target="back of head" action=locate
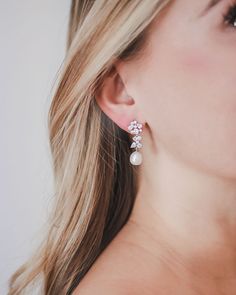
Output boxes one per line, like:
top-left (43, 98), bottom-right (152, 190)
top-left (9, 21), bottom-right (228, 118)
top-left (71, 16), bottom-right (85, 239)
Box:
top-left (8, 1), bottom-right (171, 294)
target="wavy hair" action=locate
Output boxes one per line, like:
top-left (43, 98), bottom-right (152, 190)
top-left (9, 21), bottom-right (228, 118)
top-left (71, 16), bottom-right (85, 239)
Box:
top-left (8, 0), bottom-right (171, 294)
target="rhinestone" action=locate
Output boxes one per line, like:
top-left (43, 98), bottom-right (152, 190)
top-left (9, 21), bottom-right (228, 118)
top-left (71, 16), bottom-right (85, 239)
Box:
top-left (137, 142), bottom-right (142, 148)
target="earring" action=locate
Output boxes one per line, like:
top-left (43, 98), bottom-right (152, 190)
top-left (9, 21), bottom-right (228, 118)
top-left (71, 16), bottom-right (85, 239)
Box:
top-left (127, 120), bottom-right (143, 165)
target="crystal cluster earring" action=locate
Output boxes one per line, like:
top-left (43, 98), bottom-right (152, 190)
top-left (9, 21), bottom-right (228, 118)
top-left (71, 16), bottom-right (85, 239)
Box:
top-left (127, 120), bottom-right (143, 165)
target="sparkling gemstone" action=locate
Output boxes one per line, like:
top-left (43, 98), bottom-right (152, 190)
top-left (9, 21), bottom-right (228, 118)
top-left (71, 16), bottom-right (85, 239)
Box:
top-left (130, 142), bottom-right (137, 148)
top-left (133, 135), bottom-right (141, 141)
top-left (137, 142), bottom-right (142, 148)
top-left (130, 151), bottom-right (142, 165)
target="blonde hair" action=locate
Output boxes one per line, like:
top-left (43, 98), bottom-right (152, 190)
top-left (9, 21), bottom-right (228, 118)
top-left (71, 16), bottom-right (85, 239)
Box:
top-left (8, 0), bottom-right (171, 294)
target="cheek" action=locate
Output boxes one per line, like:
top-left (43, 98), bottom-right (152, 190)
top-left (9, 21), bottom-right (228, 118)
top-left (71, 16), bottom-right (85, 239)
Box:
top-left (139, 47), bottom-right (236, 179)
top-left (180, 50), bottom-right (211, 71)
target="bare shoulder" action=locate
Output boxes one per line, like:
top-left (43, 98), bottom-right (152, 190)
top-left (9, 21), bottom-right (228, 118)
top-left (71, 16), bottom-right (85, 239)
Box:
top-left (72, 224), bottom-right (164, 295)
top-left (72, 278), bottom-right (134, 295)
top-left (72, 241), bottom-right (137, 294)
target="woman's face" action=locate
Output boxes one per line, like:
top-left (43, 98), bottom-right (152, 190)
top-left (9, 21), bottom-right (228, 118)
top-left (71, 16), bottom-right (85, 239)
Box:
top-left (127, 0), bottom-right (236, 179)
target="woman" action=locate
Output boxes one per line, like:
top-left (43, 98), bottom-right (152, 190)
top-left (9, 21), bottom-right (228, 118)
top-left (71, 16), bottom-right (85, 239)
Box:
top-left (9, 0), bottom-right (236, 294)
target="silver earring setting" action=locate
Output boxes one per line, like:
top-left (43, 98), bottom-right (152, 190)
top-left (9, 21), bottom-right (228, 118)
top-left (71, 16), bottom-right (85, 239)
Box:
top-left (128, 120), bottom-right (143, 165)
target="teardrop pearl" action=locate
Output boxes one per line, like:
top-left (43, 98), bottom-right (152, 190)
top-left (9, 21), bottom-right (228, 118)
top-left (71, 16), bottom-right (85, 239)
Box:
top-left (130, 151), bottom-right (142, 165)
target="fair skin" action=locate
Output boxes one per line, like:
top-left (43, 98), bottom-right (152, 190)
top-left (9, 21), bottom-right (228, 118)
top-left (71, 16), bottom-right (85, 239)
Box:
top-left (74, 0), bottom-right (236, 294)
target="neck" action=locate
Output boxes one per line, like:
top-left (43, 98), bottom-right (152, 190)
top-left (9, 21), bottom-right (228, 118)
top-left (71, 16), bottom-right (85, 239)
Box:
top-left (128, 144), bottom-right (236, 291)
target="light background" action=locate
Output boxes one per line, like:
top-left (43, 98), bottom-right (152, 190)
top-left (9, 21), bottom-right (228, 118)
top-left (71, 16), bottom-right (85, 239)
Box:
top-left (0, 1), bottom-right (70, 293)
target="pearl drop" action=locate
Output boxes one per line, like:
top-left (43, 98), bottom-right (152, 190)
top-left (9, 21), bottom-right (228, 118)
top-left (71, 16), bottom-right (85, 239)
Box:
top-left (130, 151), bottom-right (142, 165)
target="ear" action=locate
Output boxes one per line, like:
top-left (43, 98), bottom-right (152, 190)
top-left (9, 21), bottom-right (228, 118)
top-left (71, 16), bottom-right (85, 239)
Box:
top-left (95, 62), bottom-right (145, 132)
